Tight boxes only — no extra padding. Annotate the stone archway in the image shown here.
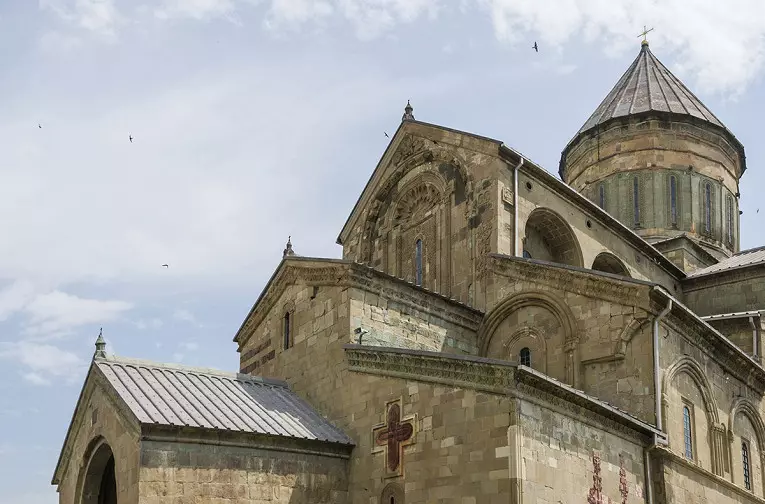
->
[592,252,631,277]
[76,437,117,504]
[523,208,583,267]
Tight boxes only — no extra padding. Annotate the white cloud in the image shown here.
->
[154,0,239,21]
[40,0,122,38]
[134,317,164,330]
[0,280,37,322]
[478,0,765,96]
[0,341,87,386]
[23,291,133,339]
[173,309,199,326]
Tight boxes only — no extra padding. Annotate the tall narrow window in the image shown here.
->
[683,405,693,459]
[414,239,423,287]
[633,176,640,227]
[742,441,752,490]
[670,175,678,226]
[283,312,291,350]
[598,184,606,210]
[704,183,712,233]
[519,347,531,367]
[727,196,734,245]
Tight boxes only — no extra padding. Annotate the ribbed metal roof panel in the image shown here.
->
[95,358,353,445]
[688,246,765,277]
[576,43,725,137]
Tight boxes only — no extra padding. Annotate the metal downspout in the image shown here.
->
[513,157,525,257]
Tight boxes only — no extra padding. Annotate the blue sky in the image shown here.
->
[1,1,764,502]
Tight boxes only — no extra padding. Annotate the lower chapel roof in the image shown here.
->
[687,246,765,278]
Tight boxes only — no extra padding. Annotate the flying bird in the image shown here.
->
[129,135,133,143]
[161,264,169,268]
[384,132,389,138]
[532,42,538,52]
[38,124,42,129]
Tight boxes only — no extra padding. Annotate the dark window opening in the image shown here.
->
[598,184,606,210]
[704,183,712,233]
[283,312,291,350]
[670,176,678,226]
[727,196,734,245]
[415,239,423,287]
[633,177,640,227]
[519,347,531,367]
[522,250,532,259]
[743,441,752,491]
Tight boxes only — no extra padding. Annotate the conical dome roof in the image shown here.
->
[562,42,745,176]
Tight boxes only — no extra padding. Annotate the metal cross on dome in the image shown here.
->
[638,25,654,43]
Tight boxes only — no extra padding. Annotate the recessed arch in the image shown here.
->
[591,252,631,277]
[74,436,117,504]
[662,356,720,424]
[381,482,405,504]
[523,208,583,267]
[729,399,765,454]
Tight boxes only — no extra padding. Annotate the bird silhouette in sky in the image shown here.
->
[129,135,133,143]
[533,41,538,52]
[38,124,42,129]
[384,132,389,138]
[161,264,169,268]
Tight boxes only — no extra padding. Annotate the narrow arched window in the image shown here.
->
[522,250,532,259]
[704,183,712,233]
[415,239,423,286]
[598,184,606,210]
[742,441,752,491]
[283,312,291,350]
[727,196,734,245]
[519,347,531,367]
[683,405,693,459]
[633,176,640,227]
[669,175,678,226]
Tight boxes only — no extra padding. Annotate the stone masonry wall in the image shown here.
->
[56,381,141,504]
[519,399,647,503]
[138,440,349,504]
[684,269,765,316]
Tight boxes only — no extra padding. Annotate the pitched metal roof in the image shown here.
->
[575,42,726,137]
[687,245,765,278]
[95,356,353,445]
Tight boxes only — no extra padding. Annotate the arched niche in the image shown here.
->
[523,208,583,267]
[381,482,405,504]
[591,252,631,277]
[728,399,765,496]
[478,291,580,386]
[75,437,117,504]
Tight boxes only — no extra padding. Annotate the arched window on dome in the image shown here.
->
[727,195,735,245]
[669,175,678,227]
[704,183,713,234]
[632,176,641,227]
[598,183,606,210]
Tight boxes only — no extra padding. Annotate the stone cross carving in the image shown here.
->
[373,401,415,475]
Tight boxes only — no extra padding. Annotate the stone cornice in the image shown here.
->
[234,257,484,349]
[488,254,654,310]
[650,289,765,394]
[141,425,353,461]
[653,446,765,503]
[344,345,662,442]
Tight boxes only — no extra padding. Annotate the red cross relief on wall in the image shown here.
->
[372,400,416,476]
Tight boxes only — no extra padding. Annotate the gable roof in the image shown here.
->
[53,353,353,485]
[687,245,765,278]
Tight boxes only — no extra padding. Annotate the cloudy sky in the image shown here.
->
[1,1,765,502]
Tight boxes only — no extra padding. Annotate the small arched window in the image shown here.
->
[414,239,423,287]
[598,184,606,210]
[727,196,734,245]
[669,175,678,226]
[283,312,291,350]
[683,405,694,459]
[632,176,640,227]
[704,183,712,234]
[522,250,532,259]
[519,347,531,367]
[742,441,752,491]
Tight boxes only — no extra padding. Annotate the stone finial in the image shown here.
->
[94,328,106,360]
[282,236,295,258]
[402,100,415,121]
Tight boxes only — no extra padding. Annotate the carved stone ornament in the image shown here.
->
[372,399,417,477]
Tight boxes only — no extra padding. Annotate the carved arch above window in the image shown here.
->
[393,183,442,227]
[381,482,405,504]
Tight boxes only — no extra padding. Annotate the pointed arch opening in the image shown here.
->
[76,437,117,504]
[523,208,583,268]
[591,252,631,277]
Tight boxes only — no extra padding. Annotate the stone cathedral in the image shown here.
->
[53,41,765,504]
